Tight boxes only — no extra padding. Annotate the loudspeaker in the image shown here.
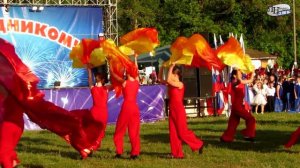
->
[92,64,108,74]
[182,67,200,97]
[198,67,212,97]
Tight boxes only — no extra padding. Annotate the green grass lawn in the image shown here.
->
[17,113,300,168]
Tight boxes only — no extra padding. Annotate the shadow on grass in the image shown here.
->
[257,120,300,126]
[141,133,169,143]
[18,146,80,160]
[20,137,55,146]
[188,118,300,126]
[193,127,224,133]
[141,151,173,159]
[18,136,112,160]
[188,119,227,125]
[22,164,45,168]
[202,129,298,153]
[19,137,70,150]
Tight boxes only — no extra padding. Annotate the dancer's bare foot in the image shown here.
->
[63,135,70,143]
[13,159,20,168]
[80,149,92,160]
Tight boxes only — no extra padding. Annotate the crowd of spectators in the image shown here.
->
[248,66,300,113]
[139,69,158,85]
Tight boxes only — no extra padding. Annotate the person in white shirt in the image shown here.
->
[265,82,276,112]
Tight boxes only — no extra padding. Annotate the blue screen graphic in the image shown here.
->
[0,6,103,88]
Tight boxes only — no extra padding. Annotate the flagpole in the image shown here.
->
[293,0,297,67]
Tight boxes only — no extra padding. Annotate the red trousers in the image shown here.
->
[113,102,140,156]
[80,107,107,151]
[285,127,300,148]
[221,106,256,142]
[91,106,107,150]
[169,107,203,158]
[0,98,24,168]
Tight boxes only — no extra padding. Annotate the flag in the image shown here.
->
[212,67,225,115]
[244,75,252,112]
[219,35,224,45]
[213,33,217,49]
[239,34,245,54]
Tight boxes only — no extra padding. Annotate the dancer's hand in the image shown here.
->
[250,72,255,79]
[86,63,93,69]
[134,53,139,58]
[171,62,176,67]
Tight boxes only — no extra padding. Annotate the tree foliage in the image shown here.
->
[118,0,300,68]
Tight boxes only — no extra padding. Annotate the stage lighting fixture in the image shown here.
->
[32,6,38,11]
[98,33,104,37]
[4,4,9,12]
[38,6,44,11]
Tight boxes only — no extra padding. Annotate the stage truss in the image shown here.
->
[0,0,118,44]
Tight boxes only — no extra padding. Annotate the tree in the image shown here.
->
[117,0,300,68]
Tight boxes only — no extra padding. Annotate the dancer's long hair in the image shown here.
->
[172,65,182,82]
[95,72,108,86]
[230,69,237,82]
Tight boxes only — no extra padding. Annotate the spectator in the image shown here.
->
[140,76,147,85]
[147,75,152,84]
[253,81,267,114]
[282,75,289,112]
[269,74,276,86]
[294,76,300,112]
[288,77,295,111]
[266,82,275,112]
[263,78,268,90]
[149,70,157,84]
[275,77,284,112]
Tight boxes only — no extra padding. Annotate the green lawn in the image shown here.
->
[17,113,300,168]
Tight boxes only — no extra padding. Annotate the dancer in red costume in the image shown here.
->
[284,127,300,149]
[85,64,110,151]
[159,63,204,158]
[0,38,102,166]
[0,86,23,168]
[220,69,256,142]
[111,56,140,159]
[66,65,110,157]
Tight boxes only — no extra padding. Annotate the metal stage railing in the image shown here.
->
[164,96,218,117]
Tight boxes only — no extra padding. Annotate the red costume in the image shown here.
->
[0,95,23,168]
[114,80,140,156]
[285,127,300,148]
[70,86,108,152]
[168,85,204,158]
[0,38,102,166]
[86,86,108,151]
[221,81,256,142]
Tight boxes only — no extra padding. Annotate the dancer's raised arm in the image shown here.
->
[134,54,140,81]
[86,64,94,88]
[167,63,183,88]
[110,68,125,84]
[235,69,255,85]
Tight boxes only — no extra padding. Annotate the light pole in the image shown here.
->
[293,0,297,67]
